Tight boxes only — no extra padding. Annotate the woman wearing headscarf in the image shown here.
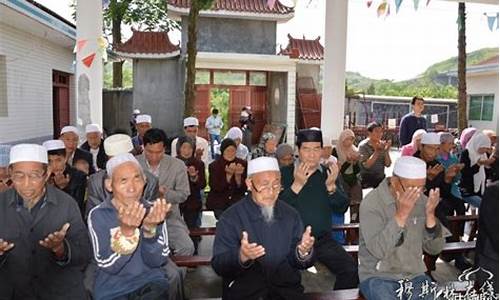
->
[176,136,206,254]
[276,143,295,168]
[251,132,277,159]
[400,129,426,157]
[460,131,493,208]
[207,138,247,219]
[483,129,498,182]
[458,127,477,155]
[221,126,250,160]
[332,129,362,223]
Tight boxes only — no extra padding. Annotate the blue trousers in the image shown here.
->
[360,275,435,300]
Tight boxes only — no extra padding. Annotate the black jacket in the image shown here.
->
[50,164,87,216]
[212,196,314,300]
[80,140,107,171]
[72,148,96,175]
[0,186,90,300]
[459,149,480,196]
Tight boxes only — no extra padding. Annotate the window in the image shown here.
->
[469,95,495,121]
[249,72,267,86]
[195,70,210,84]
[213,71,246,85]
[0,56,6,117]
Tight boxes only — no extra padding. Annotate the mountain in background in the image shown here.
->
[346,47,498,99]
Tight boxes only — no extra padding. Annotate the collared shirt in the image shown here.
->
[205,115,224,135]
[358,178,448,282]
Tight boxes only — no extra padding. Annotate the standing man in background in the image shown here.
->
[205,108,224,159]
[399,96,427,147]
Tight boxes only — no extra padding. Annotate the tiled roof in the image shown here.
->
[167,0,294,15]
[279,34,324,60]
[472,55,499,66]
[114,31,180,57]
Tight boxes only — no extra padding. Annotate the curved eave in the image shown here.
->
[114,50,180,59]
[167,4,294,22]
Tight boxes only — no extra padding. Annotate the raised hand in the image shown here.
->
[384,140,392,151]
[53,172,70,189]
[325,163,339,192]
[143,198,171,231]
[39,223,70,254]
[159,185,168,199]
[0,239,14,255]
[225,163,236,176]
[294,162,314,186]
[234,163,245,176]
[425,188,440,227]
[195,148,204,160]
[427,164,444,181]
[239,231,266,264]
[187,166,198,178]
[117,202,146,237]
[394,187,422,227]
[297,226,315,257]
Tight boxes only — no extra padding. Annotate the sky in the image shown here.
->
[37,0,499,81]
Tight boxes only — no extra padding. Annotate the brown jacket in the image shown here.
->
[207,157,247,210]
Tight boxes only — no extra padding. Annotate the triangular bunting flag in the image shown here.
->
[74,39,88,54]
[386,3,391,17]
[487,15,496,31]
[426,0,431,6]
[82,53,96,68]
[413,0,420,11]
[395,0,403,13]
[377,2,388,17]
[367,0,373,8]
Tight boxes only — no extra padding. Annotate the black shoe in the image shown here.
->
[455,255,472,272]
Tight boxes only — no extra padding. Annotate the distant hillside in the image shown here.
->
[346,47,498,99]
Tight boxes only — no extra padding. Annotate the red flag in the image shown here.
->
[82,53,96,68]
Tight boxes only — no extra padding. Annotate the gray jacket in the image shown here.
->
[359,178,448,282]
[85,169,160,219]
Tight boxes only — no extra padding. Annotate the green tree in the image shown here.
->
[184,0,215,117]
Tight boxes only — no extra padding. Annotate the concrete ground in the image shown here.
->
[183,149,474,299]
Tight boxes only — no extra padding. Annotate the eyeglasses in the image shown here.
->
[397,178,427,193]
[10,172,46,183]
[251,180,282,193]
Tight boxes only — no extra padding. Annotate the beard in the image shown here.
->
[260,205,275,224]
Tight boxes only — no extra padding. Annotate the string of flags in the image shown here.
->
[484,12,499,31]
[73,36,108,69]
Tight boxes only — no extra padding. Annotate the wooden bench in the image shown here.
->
[306,288,364,300]
[171,255,212,268]
[189,227,216,237]
[343,241,477,262]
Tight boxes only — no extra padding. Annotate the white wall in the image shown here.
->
[467,72,499,133]
[0,22,74,144]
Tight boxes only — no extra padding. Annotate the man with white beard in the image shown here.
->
[211,157,315,300]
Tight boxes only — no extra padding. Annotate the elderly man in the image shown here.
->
[88,153,171,300]
[43,139,88,216]
[359,156,446,300]
[171,117,209,165]
[280,129,359,290]
[0,144,90,299]
[84,133,186,300]
[80,123,107,171]
[138,128,194,256]
[132,114,153,155]
[0,145,11,192]
[60,125,96,174]
[212,157,315,299]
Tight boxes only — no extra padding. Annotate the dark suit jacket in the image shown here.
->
[80,140,107,170]
[72,148,96,175]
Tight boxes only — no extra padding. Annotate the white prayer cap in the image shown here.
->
[10,144,48,165]
[43,140,65,151]
[393,156,427,179]
[136,114,152,124]
[183,117,199,127]
[133,109,141,114]
[226,127,243,140]
[106,153,141,177]
[60,126,79,136]
[85,123,102,134]
[421,132,440,145]
[247,157,280,177]
[0,145,12,167]
[104,134,133,157]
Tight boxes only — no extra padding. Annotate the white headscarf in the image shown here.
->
[466,132,491,194]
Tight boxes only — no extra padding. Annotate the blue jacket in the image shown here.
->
[399,112,427,146]
[212,195,314,300]
[88,198,169,300]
